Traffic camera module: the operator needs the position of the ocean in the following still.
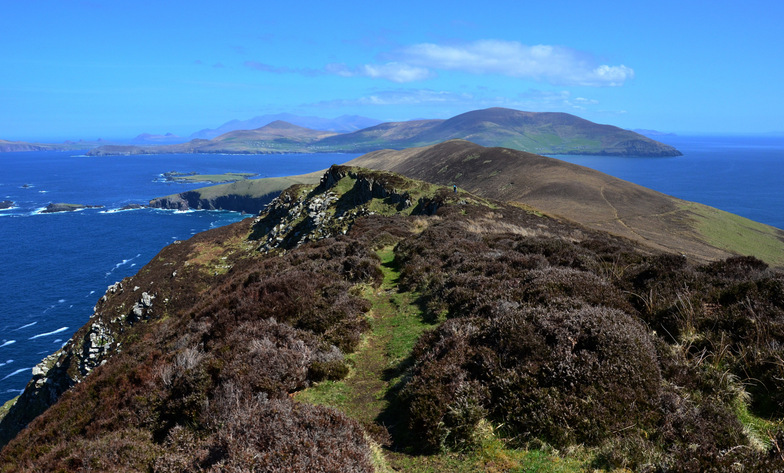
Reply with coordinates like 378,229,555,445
0,152,359,404
1,136,782,405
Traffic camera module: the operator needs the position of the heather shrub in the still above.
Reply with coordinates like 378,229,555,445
487,305,662,446
402,318,491,451
207,393,373,472
404,306,663,450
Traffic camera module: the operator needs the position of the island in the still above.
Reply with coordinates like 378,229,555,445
40,203,104,213
161,171,257,184
0,201,13,210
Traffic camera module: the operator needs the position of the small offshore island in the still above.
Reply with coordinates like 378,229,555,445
161,171,257,184
40,203,104,213
0,201,14,210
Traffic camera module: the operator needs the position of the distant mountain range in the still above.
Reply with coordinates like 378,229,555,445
189,113,383,140
86,108,682,157
131,133,188,145
0,138,110,152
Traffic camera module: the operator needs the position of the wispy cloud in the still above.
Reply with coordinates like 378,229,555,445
313,89,473,108
331,40,633,86
326,62,435,83
310,87,613,116
240,39,633,87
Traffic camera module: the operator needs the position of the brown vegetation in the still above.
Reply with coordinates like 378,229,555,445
2,167,783,472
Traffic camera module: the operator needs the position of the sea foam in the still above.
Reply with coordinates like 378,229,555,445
29,327,69,340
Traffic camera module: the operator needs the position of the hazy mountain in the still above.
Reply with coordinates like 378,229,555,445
89,108,683,157
189,113,383,139
319,108,682,156
130,133,188,145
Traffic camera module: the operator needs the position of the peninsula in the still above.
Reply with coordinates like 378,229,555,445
3,161,783,471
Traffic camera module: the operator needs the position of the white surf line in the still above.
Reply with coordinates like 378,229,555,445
13,321,37,331
29,327,69,339
105,253,142,277
1,368,31,381
0,340,16,348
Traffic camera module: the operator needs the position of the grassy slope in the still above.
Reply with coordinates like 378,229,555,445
156,170,323,202
681,201,784,267
347,140,784,268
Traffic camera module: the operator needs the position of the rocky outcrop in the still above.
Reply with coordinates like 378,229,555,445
0,281,157,446
0,201,13,210
251,165,442,252
149,190,282,214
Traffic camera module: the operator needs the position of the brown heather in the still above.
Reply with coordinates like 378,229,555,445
1,166,783,472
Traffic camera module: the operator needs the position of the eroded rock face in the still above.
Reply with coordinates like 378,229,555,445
0,281,157,445
251,166,434,253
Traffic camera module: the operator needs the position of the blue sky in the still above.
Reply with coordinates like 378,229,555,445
3,0,782,141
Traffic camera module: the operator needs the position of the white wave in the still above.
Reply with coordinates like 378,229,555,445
38,190,48,193
53,339,62,344
58,299,66,303
1,368,31,381
13,322,36,331
0,360,12,367
105,255,139,276
29,326,69,339
0,341,16,348
100,206,145,214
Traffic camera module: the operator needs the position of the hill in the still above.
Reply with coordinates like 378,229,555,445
2,166,783,471
86,108,682,156
346,140,784,266
190,113,383,139
322,108,681,156
0,139,107,152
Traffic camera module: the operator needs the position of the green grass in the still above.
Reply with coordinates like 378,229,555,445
682,201,784,267
187,172,322,200
0,396,19,423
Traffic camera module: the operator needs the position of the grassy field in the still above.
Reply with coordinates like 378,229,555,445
164,172,257,183
683,201,784,267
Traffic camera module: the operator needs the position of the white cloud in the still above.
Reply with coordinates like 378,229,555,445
399,40,634,86
338,40,633,86
325,62,434,83
359,62,434,83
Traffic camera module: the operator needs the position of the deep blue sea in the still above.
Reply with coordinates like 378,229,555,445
0,136,782,405
0,152,358,404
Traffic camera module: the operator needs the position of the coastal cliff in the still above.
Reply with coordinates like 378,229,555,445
3,166,783,471
148,172,322,213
